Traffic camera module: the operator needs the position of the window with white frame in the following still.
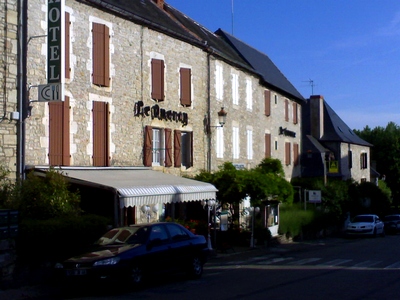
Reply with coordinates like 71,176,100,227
247,129,253,160
216,64,223,101
232,73,239,105
216,127,224,158
246,79,252,110
152,128,164,166
233,126,239,159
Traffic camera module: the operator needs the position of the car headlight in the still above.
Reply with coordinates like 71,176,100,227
93,257,120,266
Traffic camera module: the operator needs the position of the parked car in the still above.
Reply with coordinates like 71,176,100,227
54,222,209,284
383,214,400,234
345,214,385,237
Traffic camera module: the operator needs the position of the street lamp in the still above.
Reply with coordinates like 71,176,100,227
201,199,216,250
249,206,260,248
141,205,158,223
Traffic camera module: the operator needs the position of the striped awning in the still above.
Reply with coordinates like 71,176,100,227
33,167,217,208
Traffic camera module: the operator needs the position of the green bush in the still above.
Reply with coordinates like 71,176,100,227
16,214,110,264
278,203,315,238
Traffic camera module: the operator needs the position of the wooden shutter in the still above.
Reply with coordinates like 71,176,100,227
151,59,164,101
143,126,152,167
92,101,109,166
293,102,298,124
174,130,181,167
64,12,70,79
265,133,271,158
180,68,191,106
285,99,289,122
293,143,299,166
285,142,291,165
49,97,70,166
165,128,172,167
92,23,110,87
264,90,271,116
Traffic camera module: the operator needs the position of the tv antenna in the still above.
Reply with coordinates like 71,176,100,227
302,79,315,95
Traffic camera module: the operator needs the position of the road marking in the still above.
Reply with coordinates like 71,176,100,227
256,257,293,265
351,260,382,268
318,259,353,266
287,258,322,265
384,261,400,269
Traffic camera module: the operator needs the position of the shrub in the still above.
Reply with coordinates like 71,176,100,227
278,203,314,238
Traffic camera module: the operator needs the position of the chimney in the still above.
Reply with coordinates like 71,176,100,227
309,95,324,139
153,0,164,9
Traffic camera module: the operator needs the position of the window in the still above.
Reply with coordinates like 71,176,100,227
216,64,223,101
144,126,166,167
293,143,299,166
49,96,70,166
180,68,191,106
247,129,253,160
265,133,271,158
151,59,165,101
65,12,70,79
174,130,193,168
232,73,239,105
149,225,169,244
264,90,271,116
92,23,110,87
360,152,368,169
275,140,278,151
92,101,109,166
246,79,252,110
285,142,291,166
274,94,278,105
293,102,298,124
216,127,224,158
233,126,239,159
284,99,289,122
166,224,189,241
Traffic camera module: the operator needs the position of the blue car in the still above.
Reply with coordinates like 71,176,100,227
55,222,209,284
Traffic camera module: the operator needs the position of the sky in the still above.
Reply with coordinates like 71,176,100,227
166,0,400,130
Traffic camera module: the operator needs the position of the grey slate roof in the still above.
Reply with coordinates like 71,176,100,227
216,29,305,102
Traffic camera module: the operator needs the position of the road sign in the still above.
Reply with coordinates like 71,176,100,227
308,190,322,203
38,83,63,102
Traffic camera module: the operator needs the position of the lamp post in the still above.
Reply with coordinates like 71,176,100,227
202,199,216,250
249,206,260,248
141,205,158,223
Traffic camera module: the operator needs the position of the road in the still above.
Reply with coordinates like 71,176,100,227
6,235,400,299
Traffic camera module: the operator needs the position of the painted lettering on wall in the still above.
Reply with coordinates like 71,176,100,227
47,0,63,83
134,102,188,126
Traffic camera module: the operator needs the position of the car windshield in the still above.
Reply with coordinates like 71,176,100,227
95,227,147,245
352,215,374,223
384,216,400,221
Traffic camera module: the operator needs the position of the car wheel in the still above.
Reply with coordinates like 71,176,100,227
187,256,203,279
130,265,143,285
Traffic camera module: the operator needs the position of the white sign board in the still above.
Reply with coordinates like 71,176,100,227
38,83,63,102
308,190,322,203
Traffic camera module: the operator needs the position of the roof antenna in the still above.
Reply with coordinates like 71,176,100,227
302,79,315,95
231,0,234,35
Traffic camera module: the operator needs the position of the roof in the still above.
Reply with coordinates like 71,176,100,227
216,29,305,102
32,167,217,208
321,102,372,146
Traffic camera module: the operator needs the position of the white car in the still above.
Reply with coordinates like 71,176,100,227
346,214,385,237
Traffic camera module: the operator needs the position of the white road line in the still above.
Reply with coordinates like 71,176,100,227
318,259,353,266
256,257,293,265
287,258,322,265
351,260,382,268
384,261,400,269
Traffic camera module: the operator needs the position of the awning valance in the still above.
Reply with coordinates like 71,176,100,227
32,167,217,208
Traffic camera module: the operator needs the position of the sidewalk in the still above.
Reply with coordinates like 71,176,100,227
0,237,336,300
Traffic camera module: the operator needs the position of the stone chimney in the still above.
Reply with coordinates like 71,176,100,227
309,95,324,139
153,0,165,9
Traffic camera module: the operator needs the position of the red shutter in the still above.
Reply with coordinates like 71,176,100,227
174,130,181,167
165,128,172,167
293,143,299,166
92,23,110,87
65,12,70,79
62,97,70,165
144,126,152,167
264,90,271,116
285,99,289,122
285,142,291,165
49,101,63,165
265,133,271,158
92,101,109,166
151,59,164,101
180,68,191,106
293,102,298,124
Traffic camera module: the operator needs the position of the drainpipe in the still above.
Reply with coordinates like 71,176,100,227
17,0,28,180
206,53,211,172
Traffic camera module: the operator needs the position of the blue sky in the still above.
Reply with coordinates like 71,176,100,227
166,0,400,130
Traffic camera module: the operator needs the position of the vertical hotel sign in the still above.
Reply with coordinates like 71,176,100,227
47,0,64,101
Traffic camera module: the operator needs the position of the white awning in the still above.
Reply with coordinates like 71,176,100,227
32,167,217,208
